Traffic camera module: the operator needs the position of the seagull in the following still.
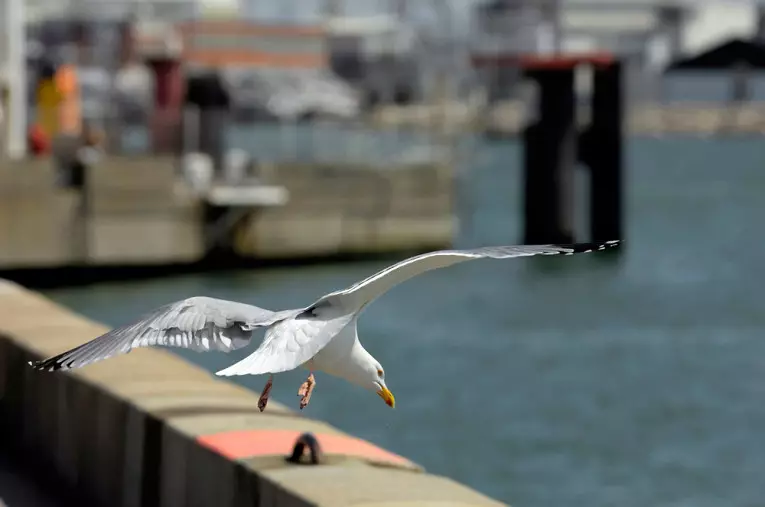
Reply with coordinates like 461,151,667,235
29,240,620,411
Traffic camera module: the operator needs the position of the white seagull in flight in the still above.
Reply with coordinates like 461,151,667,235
30,240,620,411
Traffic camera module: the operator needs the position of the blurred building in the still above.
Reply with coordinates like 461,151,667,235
468,0,765,103
325,14,421,106
24,0,200,22
177,20,360,121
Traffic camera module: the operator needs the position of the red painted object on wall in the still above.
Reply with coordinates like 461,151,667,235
146,58,184,154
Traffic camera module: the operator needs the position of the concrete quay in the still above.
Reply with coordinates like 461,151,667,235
371,101,765,136
0,157,456,272
0,279,505,507
237,162,455,260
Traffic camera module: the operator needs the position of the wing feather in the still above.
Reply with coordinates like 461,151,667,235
318,241,621,311
216,304,355,376
29,296,300,371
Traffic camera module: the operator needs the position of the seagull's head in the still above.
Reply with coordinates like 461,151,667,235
346,345,395,408
371,363,395,408
357,358,395,408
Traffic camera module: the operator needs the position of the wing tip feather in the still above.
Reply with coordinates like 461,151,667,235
560,239,621,255
28,357,68,372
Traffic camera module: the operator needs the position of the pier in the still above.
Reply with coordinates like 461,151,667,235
0,278,504,506
0,155,455,275
371,101,765,137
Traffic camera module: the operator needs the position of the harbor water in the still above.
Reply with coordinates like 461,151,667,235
43,137,765,507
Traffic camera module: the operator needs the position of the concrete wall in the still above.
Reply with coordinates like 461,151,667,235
84,157,205,264
375,101,765,136
0,157,205,268
0,157,456,269
0,159,82,268
0,279,505,507
230,162,456,259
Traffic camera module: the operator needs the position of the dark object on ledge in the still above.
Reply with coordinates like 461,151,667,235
286,432,324,466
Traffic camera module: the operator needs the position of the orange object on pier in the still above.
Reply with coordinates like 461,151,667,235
197,429,419,470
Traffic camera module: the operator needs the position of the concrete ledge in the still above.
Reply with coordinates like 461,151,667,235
0,279,506,507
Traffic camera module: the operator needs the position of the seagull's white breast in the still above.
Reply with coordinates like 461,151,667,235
307,317,358,377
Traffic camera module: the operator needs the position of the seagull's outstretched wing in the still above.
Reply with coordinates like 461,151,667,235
318,241,621,311
216,308,355,376
29,296,300,371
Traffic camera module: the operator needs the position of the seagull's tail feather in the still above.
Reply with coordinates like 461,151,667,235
215,355,272,377
215,329,283,377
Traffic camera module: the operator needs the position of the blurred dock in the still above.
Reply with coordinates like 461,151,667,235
0,156,455,274
0,278,504,507
371,101,765,137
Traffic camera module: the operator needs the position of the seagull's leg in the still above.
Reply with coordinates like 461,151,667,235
258,375,273,412
297,372,316,410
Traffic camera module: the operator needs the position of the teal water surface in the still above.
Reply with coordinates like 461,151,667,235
43,138,765,507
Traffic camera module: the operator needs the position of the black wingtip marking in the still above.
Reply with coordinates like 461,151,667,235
28,357,68,372
558,240,621,255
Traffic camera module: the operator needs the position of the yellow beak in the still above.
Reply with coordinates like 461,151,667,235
377,386,395,408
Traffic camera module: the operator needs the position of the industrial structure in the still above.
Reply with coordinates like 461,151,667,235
6,0,765,159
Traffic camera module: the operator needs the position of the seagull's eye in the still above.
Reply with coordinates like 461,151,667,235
377,369,384,378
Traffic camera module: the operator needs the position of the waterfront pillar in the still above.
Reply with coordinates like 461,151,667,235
522,55,624,245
